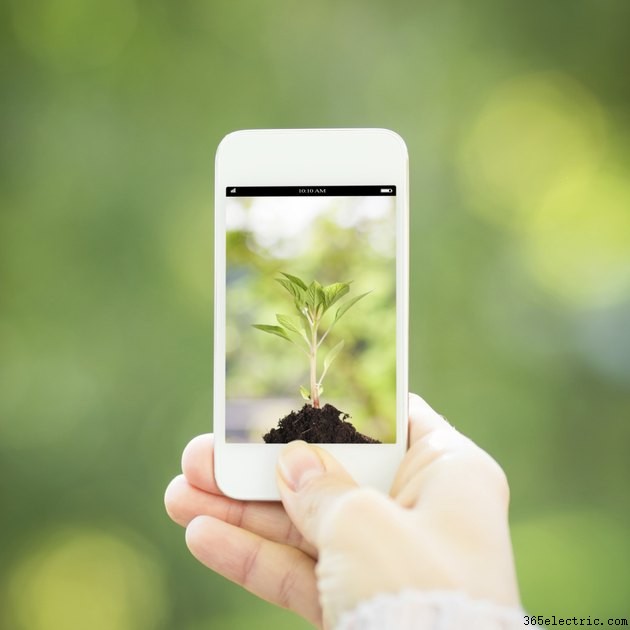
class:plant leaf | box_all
[323,339,344,371]
[276,313,310,349]
[318,339,344,388]
[323,282,350,311]
[276,313,302,334]
[280,272,307,291]
[276,278,304,302]
[311,281,327,315]
[252,324,293,343]
[334,291,371,323]
[299,385,311,400]
[305,280,323,312]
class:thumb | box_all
[276,441,358,546]
[277,441,408,628]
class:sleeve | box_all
[335,589,539,630]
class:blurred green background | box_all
[1,1,629,628]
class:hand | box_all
[164,394,521,628]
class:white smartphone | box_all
[213,129,408,500]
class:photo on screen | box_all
[225,188,396,443]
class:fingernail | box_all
[278,442,325,491]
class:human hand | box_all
[164,394,521,628]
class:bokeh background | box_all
[1,1,629,628]
[225,195,396,442]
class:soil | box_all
[263,403,380,443]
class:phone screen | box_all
[224,185,397,444]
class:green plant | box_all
[253,273,370,409]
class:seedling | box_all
[253,273,370,409]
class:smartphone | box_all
[213,129,408,500]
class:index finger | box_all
[172,433,317,557]
[389,393,460,501]
[181,434,221,494]
[408,393,453,446]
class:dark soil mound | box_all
[263,403,380,443]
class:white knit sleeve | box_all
[335,590,538,630]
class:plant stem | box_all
[310,318,320,409]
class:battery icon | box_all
[380,188,393,193]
